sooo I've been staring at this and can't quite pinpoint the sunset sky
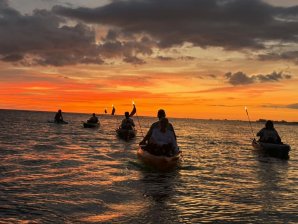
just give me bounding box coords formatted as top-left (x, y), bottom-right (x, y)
top-left (0, 0), bottom-right (298, 121)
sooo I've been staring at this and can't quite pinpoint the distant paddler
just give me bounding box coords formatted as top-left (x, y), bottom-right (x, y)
top-left (116, 111), bottom-right (136, 140)
top-left (120, 112), bottom-right (135, 130)
top-left (83, 113), bottom-right (100, 128)
top-left (111, 105), bottom-right (116, 115)
top-left (53, 109), bottom-right (68, 124)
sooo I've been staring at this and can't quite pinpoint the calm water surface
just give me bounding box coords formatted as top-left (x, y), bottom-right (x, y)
top-left (0, 110), bottom-right (297, 223)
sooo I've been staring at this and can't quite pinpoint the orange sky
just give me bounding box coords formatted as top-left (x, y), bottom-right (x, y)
top-left (0, 0), bottom-right (298, 121)
top-left (1, 58), bottom-right (297, 121)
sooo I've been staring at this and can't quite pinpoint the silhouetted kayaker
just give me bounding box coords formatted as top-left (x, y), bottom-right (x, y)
top-left (147, 117), bottom-right (178, 156)
top-left (54, 109), bottom-right (64, 123)
top-left (121, 112), bottom-right (135, 130)
top-left (139, 109), bottom-right (176, 145)
top-left (87, 113), bottom-right (99, 124)
top-left (257, 120), bottom-right (282, 144)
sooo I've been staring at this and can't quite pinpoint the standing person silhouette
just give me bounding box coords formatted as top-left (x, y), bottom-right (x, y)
top-left (139, 109), bottom-right (176, 145)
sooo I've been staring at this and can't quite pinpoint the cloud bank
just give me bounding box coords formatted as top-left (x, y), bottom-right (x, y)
top-left (1, 0), bottom-right (298, 65)
top-left (54, 0), bottom-right (298, 50)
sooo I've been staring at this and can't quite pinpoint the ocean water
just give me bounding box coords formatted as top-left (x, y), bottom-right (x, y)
top-left (0, 109), bottom-right (297, 223)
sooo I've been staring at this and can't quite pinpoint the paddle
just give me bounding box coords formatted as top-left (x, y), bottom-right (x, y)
top-left (245, 106), bottom-right (255, 140)
top-left (131, 101), bottom-right (144, 138)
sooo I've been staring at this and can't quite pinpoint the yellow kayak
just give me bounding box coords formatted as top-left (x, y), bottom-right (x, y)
top-left (137, 147), bottom-right (181, 172)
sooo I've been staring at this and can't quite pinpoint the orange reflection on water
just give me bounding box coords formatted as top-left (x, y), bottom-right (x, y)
top-left (79, 202), bottom-right (144, 223)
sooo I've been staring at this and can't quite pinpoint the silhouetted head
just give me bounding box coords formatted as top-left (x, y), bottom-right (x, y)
top-left (157, 109), bottom-right (166, 119)
top-left (265, 120), bottom-right (274, 129)
top-left (160, 117), bottom-right (168, 132)
top-left (58, 109), bottom-right (61, 113)
top-left (92, 113), bottom-right (95, 116)
top-left (125, 111), bottom-right (129, 118)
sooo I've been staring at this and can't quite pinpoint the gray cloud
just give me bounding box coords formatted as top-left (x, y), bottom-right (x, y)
top-left (0, 1), bottom-right (156, 65)
top-left (258, 51), bottom-right (298, 64)
top-left (225, 71), bottom-right (292, 85)
top-left (1, 54), bottom-right (24, 62)
top-left (0, 1), bottom-right (102, 66)
top-left (2, 0), bottom-right (298, 66)
top-left (54, 0), bottom-right (298, 51)
top-left (123, 55), bottom-right (145, 65)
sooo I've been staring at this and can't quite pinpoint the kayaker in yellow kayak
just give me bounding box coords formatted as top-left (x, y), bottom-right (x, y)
top-left (139, 109), bottom-right (176, 145)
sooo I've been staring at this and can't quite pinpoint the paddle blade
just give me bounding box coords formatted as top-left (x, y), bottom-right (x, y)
top-left (129, 104), bottom-right (136, 117)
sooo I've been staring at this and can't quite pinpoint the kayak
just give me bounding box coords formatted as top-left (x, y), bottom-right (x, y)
top-left (137, 147), bottom-right (181, 172)
top-left (83, 122), bottom-right (100, 128)
top-left (116, 128), bottom-right (136, 140)
top-left (252, 139), bottom-right (290, 159)
top-left (48, 120), bottom-right (68, 124)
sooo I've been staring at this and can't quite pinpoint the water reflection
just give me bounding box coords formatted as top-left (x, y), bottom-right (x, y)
top-left (130, 170), bottom-right (180, 223)
top-left (0, 110), bottom-right (298, 223)
top-left (254, 158), bottom-right (293, 222)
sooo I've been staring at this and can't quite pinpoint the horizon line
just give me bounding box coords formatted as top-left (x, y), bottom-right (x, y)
top-left (1, 108), bottom-right (298, 123)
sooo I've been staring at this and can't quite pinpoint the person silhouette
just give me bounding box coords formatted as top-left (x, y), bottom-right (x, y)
top-left (121, 112), bottom-right (135, 130)
top-left (87, 113), bottom-right (99, 124)
top-left (54, 109), bottom-right (64, 123)
top-left (257, 120), bottom-right (282, 144)
top-left (139, 109), bottom-right (176, 145)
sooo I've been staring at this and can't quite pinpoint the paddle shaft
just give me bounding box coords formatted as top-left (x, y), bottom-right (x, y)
top-left (135, 111), bottom-right (144, 138)
top-left (245, 108), bottom-right (255, 139)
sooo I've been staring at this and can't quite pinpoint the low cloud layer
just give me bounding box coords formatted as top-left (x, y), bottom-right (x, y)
top-left (262, 103), bottom-right (298, 109)
top-left (1, 0), bottom-right (298, 65)
top-left (286, 103), bottom-right (298, 109)
top-left (225, 71), bottom-right (292, 85)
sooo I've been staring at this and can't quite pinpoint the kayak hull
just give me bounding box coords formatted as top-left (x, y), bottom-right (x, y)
top-left (83, 122), bottom-right (100, 128)
top-left (252, 140), bottom-right (290, 159)
top-left (116, 128), bottom-right (136, 140)
top-left (137, 147), bottom-right (181, 172)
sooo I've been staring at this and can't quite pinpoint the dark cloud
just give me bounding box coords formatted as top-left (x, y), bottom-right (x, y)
top-left (156, 56), bottom-right (175, 61)
top-left (123, 55), bottom-right (145, 65)
top-left (225, 72), bottom-right (254, 85)
top-left (1, 54), bottom-right (24, 62)
top-left (0, 1), bottom-right (156, 65)
top-left (258, 51), bottom-right (298, 64)
top-left (0, 2), bottom-right (102, 66)
top-left (98, 33), bottom-right (154, 61)
top-left (225, 71), bottom-right (292, 85)
top-left (2, 0), bottom-right (298, 66)
top-left (54, 0), bottom-right (298, 51)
